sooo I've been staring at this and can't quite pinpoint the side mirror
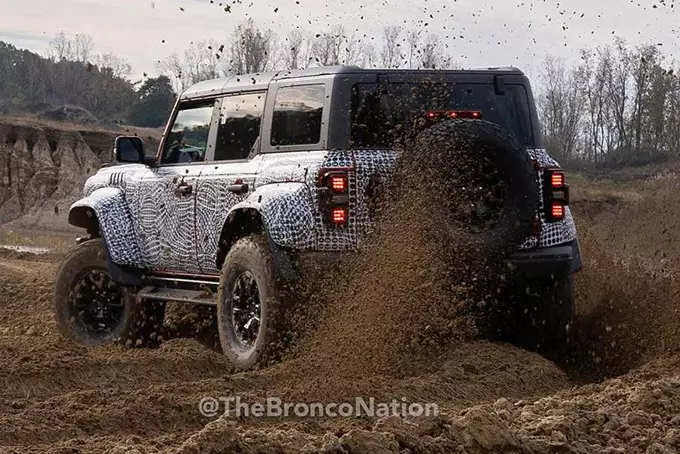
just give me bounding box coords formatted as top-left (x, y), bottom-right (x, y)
top-left (114, 136), bottom-right (145, 164)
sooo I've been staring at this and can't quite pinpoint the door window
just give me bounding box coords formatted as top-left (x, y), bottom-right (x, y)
top-left (214, 93), bottom-right (265, 161)
top-left (161, 101), bottom-right (215, 165)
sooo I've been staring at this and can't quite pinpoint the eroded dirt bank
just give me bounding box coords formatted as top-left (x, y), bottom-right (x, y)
top-left (2, 171), bottom-right (680, 453)
top-left (0, 117), bottom-right (160, 230)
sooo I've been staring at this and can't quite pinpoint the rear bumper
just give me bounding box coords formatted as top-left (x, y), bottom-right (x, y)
top-left (294, 237), bottom-right (583, 278)
top-left (509, 237), bottom-right (583, 277)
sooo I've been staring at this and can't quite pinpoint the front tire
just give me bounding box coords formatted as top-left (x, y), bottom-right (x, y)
top-left (216, 234), bottom-right (285, 370)
top-left (54, 238), bottom-right (165, 347)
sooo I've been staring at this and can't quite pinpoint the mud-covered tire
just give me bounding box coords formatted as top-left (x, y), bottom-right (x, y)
top-left (54, 238), bottom-right (165, 347)
top-left (397, 119), bottom-right (539, 260)
top-left (492, 274), bottom-right (575, 358)
top-left (216, 234), bottom-right (285, 370)
top-left (523, 274), bottom-right (575, 356)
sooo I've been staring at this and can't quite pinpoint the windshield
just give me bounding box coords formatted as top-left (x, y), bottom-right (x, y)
top-left (350, 82), bottom-right (533, 149)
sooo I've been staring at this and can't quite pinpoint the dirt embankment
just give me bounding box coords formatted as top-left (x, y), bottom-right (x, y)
top-left (2, 163), bottom-right (680, 453)
top-left (0, 117), bottom-right (160, 230)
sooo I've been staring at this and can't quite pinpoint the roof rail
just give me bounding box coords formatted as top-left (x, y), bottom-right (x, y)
top-left (467, 66), bottom-right (523, 72)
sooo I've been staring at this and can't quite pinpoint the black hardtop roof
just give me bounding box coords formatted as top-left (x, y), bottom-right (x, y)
top-left (181, 65), bottom-right (527, 100)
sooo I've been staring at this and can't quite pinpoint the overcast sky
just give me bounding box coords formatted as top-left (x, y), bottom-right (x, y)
top-left (0, 0), bottom-right (678, 84)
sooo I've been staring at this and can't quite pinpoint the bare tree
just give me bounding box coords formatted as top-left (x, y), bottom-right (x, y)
top-left (184, 39), bottom-right (222, 83)
top-left (48, 31), bottom-right (94, 62)
top-left (406, 30), bottom-right (421, 69)
top-left (575, 47), bottom-right (612, 163)
top-left (665, 72), bottom-right (680, 159)
top-left (537, 56), bottom-right (583, 164)
top-left (156, 52), bottom-right (189, 93)
top-left (359, 42), bottom-right (378, 68)
top-left (283, 30), bottom-right (307, 70)
top-left (93, 53), bottom-right (133, 79)
top-left (72, 34), bottom-right (94, 62)
top-left (310, 29), bottom-right (339, 66)
top-left (228, 18), bottom-right (276, 75)
top-left (380, 26), bottom-right (401, 68)
top-left (48, 31), bottom-right (71, 61)
top-left (419, 34), bottom-right (450, 69)
top-left (629, 44), bottom-right (662, 157)
top-left (343, 29), bottom-right (361, 66)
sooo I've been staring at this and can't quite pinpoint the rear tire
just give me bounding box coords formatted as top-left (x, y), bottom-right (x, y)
top-left (489, 273), bottom-right (574, 358)
top-left (397, 119), bottom-right (539, 261)
top-left (216, 234), bottom-right (285, 370)
top-left (54, 238), bottom-right (165, 347)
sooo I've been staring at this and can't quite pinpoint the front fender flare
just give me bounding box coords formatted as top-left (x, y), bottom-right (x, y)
top-left (69, 188), bottom-right (144, 267)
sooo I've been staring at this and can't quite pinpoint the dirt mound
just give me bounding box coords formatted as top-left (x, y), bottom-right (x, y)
top-left (6, 170), bottom-right (680, 453)
top-left (563, 175), bottom-right (680, 381)
top-left (39, 105), bottom-right (98, 124)
top-left (167, 354), bottom-right (680, 454)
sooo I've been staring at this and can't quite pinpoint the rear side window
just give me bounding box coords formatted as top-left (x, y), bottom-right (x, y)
top-left (350, 82), bottom-right (533, 149)
top-left (214, 93), bottom-right (265, 161)
top-left (271, 84), bottom-right (325, 146)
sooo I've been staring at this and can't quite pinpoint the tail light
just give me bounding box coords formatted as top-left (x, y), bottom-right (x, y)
top-left (331, 207), bottom-right (348, 224)
top-left (543, 168), bottom-right (569, 221)
top-left (426, 110), bottom-right (483, 120)
top-left (550, 171), bottom-right (565, 189)
top-left (551, 202), bottom-right (565, 219)
top-left (317, 169), bottom-right (351, 226)
top-left (329, 174), bottom-right (348, 193)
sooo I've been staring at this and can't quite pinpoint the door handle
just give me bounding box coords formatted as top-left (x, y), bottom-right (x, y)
top-left (174, 183), bottom-right (193, 197)
top-left (227, 183), bottom-right (249, 195)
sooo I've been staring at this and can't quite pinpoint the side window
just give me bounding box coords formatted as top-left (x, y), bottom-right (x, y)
top-left (271, 84), bottom-right (325, 146)
top-left (161, 101), bottom-right (215, 165)
top-left (214, 93), bottom-right (265, 161)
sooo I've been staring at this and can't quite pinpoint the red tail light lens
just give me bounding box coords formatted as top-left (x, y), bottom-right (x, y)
top-left (551, 172), bottom-right (565, 189)
top-left (544, 168), bottom-right (569, 221)
top-left (425, 110), bottom-right (483, 120)
top-left (551, 202), bottom-right (565, 220)
top-left (331, 207), bottom-right (348, 224)
top-left (329, 175), bottom-right (348, 193)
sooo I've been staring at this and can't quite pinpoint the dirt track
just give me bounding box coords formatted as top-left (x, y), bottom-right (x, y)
top-left (2, 174), bottom-right (680, 453)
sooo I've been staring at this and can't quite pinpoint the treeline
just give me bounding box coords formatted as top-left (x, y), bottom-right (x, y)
top-left (156, 17), bottom-right (455, 93)
top-left (0, 33), bottom-right (175, 128)
top-left (537, 38), bottom-right (680, 169)
top-left (4, 22), bottom-right (680, 170)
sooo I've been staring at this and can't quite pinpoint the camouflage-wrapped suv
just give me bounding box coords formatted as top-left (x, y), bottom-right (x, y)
top-left (54, 66), bottom-right (582, 368)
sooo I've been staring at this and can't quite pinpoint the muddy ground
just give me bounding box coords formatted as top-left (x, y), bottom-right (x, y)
top-left (2, 171), bottom-right (680, 453)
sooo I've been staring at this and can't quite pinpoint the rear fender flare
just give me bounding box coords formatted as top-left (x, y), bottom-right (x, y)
top-left (228, 182), bottom-right (318, 250)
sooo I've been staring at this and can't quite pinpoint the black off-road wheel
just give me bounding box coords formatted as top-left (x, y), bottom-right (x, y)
top-left (54, 238), bottom-right (165, 347)
top-left (216, 234), bottom-right (285, 370)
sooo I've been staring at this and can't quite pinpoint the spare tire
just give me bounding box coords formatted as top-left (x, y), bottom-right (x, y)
top-left (394, 118), bottom-right (538, 261)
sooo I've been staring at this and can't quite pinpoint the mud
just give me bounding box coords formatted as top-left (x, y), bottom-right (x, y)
top-left (2, 173), bottom-right (680, 453)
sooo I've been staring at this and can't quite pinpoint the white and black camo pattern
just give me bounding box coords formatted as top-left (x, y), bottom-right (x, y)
top-left (518, 148), bottom-right (577, 250)
top-left (73, 186), bottom-right (144, 266)
top-left (74, 147), bottom-right (577, 272)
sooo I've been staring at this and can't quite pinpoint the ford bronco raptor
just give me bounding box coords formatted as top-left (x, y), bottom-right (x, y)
top-left (54, 66), bottom-right (582, 368)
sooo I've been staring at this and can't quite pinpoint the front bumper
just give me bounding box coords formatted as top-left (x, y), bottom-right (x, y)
top-left (509, 237), bottom-right (583, 277)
